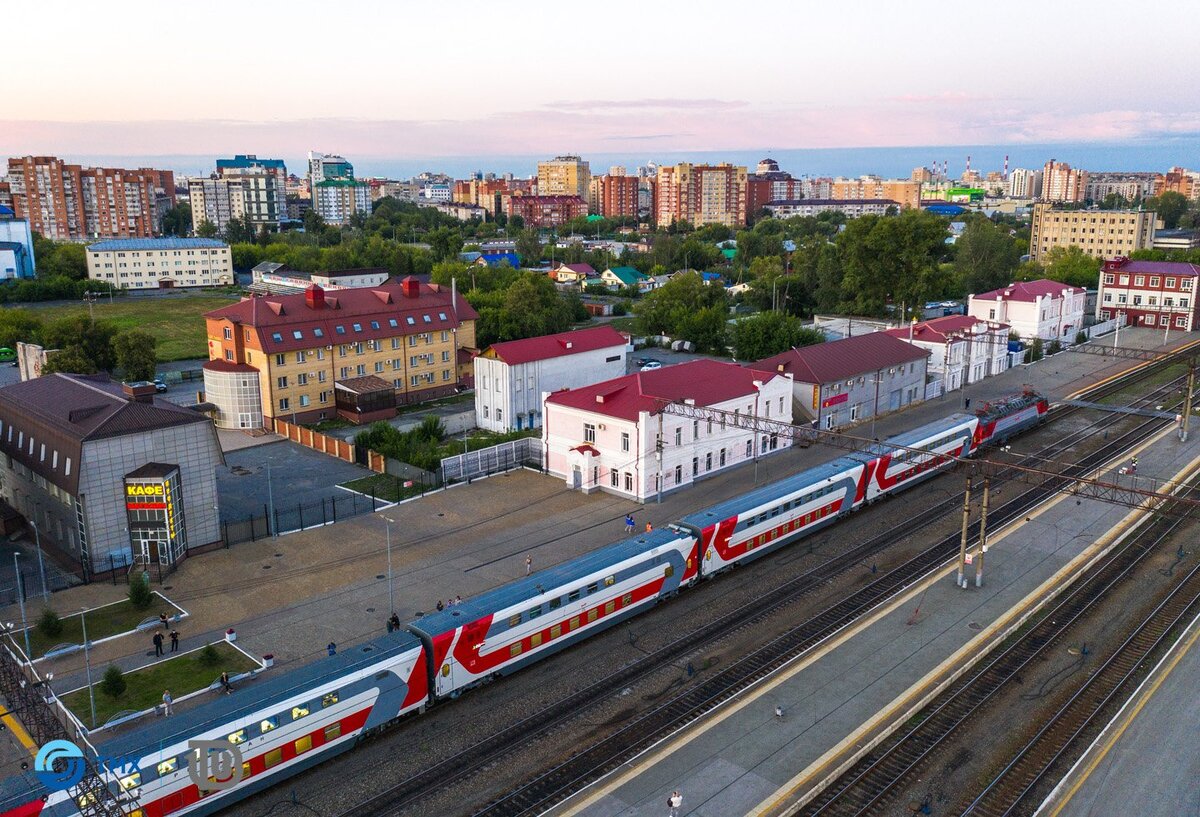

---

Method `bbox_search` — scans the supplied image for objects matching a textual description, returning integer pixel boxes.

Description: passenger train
[0,392,1048,817]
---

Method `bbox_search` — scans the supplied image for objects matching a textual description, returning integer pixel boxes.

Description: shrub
[1027,337,1045,362]
[611,301,627,317]
[1075,330,1088,345]
[1047,339,1062,355]
[128,579,153,610]
[100,665,126,699]
[198,644,221,667]
[37,608,63,639]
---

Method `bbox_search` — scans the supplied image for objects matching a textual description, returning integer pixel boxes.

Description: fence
[221,489,390,547]
[271,418,387,474]
[440,437,542,483]
[924,378,944,400]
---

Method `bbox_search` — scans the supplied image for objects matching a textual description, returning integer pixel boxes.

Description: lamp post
[29,519,49,603]
[266,459,277,538]
[382,516,395,616]
[12,555,30,661]
[81,608,96,730]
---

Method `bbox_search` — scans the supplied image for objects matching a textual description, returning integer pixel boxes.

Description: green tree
[41,345,98,375]
[634,272,727,337]
[41,316,117,370]
[1146,191,1189,230]
[302,209,326,235]
[836,210,950,316]
[514,229,542,266]
[195,219,219,238]
[42,243,88,280]
[677,305,730,354]
[1098,192,1129,210]
[199,643,221,667]
[37,608,63,639]
[1040,245,1100,288]
[0,310,43,349]
[425,227,463,261]
[127,578,153,609]
[160,203,193,237]
[731,312,825,361]
[496,275,574,341]
[100,665,127,699]
[955,218,1022,295]
[224,216,255,244]
[113,330,158,381]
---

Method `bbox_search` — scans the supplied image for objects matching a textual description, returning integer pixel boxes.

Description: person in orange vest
[645,522,653,533]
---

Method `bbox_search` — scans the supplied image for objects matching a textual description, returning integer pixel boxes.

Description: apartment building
[1007,168,1043,199]
[86,238,233,289]
[654,163,749,228]
[1042,160,1087,203]
[1155,167,1200,201]
[1097,257,1200,331]
[189,155,287,232]
[830,176,922,210]
[202,278,478,427]
[1084,172,1157,203]
[4,156,174,240]
[537,155,591,198]
[883,316,1009,393]
[764,199,899,219]
[1029,203,1156,261]
[313,179,372,226]
[504,194,587,228]
[746,158,806,215]
[587,173,640,219]
[453,178,510,215]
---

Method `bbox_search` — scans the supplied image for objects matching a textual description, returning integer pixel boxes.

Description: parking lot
[626,345,725,374]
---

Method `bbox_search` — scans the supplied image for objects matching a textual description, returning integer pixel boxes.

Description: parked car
[153,377,168,393]
[636,357,654,366]
[639,360,663,371]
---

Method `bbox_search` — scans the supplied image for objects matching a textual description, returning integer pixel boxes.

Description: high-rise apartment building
[4,156,174,241]
[308,152,354,187]
[1029,203,1156,261]
[1007,168,1043,199]
[453,178,510,215]
[306,151,371,225]
[504,194,588,228]
[1041,160,1087,203]
[189,155,289,233]
[587,171,640,219]
[654,163,748,228]
[1156,167,1199,201]
[745,158,806,216]
[1084,172,1157,203]
[537,155,591,199]
[830,176,922,210]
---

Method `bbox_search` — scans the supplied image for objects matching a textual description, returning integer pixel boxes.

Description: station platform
[553,422,1200,816]
[1037,608,1200,817]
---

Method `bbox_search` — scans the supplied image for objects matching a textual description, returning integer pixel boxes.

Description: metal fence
[220,489,391,548]
[440,437,541,483]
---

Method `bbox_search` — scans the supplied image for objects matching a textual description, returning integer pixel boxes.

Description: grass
[19,292,240,361]
[607,316,638,333]
[340,473,431,502]
[395,390,476,415]
[306,417,354,433]
[24,598,170,660]
[61,641,257,727]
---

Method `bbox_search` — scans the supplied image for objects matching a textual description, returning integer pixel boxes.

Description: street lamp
[381,516,395,616]
[80,608,96,730]
[11,554,30,661]
[265,459,277,538]
[29,518,49,603]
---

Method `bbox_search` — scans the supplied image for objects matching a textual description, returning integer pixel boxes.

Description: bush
[100,665,126,699]
[611,301,628,317]
[37,608,63,639]
[1075,330,1087,345]
[128,579,153,610]
[1047,339,1062,355]
[199,644,221,667]
[1027,337,1045,362]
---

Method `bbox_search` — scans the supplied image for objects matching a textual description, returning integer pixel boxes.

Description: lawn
[25,596,175,660]
[19,292,241,361]
[340,473,432,502]
[61,641,258,727]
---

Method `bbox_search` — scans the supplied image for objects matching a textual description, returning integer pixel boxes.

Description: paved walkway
[554,419,1200,816]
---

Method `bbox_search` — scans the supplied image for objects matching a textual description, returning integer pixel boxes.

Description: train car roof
[881,412,976,449]
[0,772,46,812]
[681,454,869,527]
[410,527,689,638]
[95,630,423,761]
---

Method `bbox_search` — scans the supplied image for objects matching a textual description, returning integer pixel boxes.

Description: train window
[549,597,561,610]
[508,613,521,627]
[292,705,310,720]
[587,582,599,594]
[550,624,561,639]
[622,593,632,606]
[604,575,615,586]
[129,811,145,817]
[569,616,580,630]
[259,717,278,734]
[441,663,450,677]
[76,792,97,809]
[604,601,615,615]
[322,692,339,708]
[227,728,247,745]
[295,736,313,755]
[664,565,674,578]
[587,609,598,623]
[528,606,543,619]
[771,507,780,517]
[531,633,543,647]
[242,762,251,780]
[264,749,282,769]
[119,772,140,790]
[324,723,341,741]
[568,590,581,602]
[157,758,178,776]
[510,643,522,657]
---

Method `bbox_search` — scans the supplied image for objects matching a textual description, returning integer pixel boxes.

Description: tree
[195,219,219,238]
[425,227,463,261]
[41,243,87,280]
[113,330,158,381]
[127,577,153,609]
[41,345,98,375]
[302,209,326,235]
[0,310,43,349]
[1146,191,1189,230]
[1040,245,1101,288]
[37,608,63,639]
[514,229,542,266]
[731,312,825,361]
[40,316,117,371]
[100,665,127,699]
[954,218,1022,295]
[223,216,255,244]
[160,203,193,237]
[634,272,727,337]
[835,210,950,316]
[495,275,574,341]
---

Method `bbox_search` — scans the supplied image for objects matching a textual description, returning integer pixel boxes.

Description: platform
[554,420,1200,816]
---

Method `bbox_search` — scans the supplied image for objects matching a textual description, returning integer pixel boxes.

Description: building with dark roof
[474,326,629,433]
[883,316,1010,393]
[0,375,222,579]
[755,333,930,429]
[1096,257,1200,332]
[542,359,793,501]
[203,278,479,427]
[249,263,391,294]
[764,199,900,219]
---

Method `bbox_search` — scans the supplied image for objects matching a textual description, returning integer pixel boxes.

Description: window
[279,398,290,411]
[389,318,398,328]
[259,717,278,734]
[528,605,543,619]
[675,464,682,483]
[324,723,341,740]
[746,440,753,458]
[509,644,522,658]
[706,452,712,471]
[1103,274,1115,285]
[295,735,313,754]
[621,432,629,452]
[692,457,699,476]
[1167,278,1177,288]
[119,773,140,791]
[264,749,282,769]
[675,427,681,445]
[227,728,247,744]
[275,353,286,366]
[370,320,380,330]
[496,409,503,422]
[223,327,232,340]
[610,470,619,487]
[352,323,362,332]
[1149,276,1160,287]
[335,325,346,335]
[624,472,633,491]
[272,333,283,343]
[277,376,288,389]
[584,424,596,443]
[292,705,310,720]
[314,327,324,338]
[322,691,339,708]
[157,758,178,776]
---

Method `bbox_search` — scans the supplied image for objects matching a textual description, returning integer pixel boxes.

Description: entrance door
[571,466,582,489]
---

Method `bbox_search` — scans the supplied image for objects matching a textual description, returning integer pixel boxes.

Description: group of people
[624,514,652,534]
[152,612,180,657]
[434,595,464,612]
[160,674,234,717]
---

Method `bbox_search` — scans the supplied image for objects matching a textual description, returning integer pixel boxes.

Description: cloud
[544,98,748,113]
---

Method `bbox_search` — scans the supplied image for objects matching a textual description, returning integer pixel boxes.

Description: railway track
[797,482,1198,817]
[329,369,1187,816]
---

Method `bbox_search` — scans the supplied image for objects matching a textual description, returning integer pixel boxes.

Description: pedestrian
[525,556,532,576]
[389,613,400,631]
[624,514,634,533]
[152,631,164,658]
[169,629,179,653]
[162,689,173,716]
[774,705,784,719]
[436,599,445,612]
[1130,456,1138,475]
[667,790,682,817]
[646,522,653,533]
[327,642,337,656]
[386,617,395,633]
[454,595,462,606]
[159,612,169,630]
[220,671,233,695]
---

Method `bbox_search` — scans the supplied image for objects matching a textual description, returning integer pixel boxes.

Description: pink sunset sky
[4,0,1198,161]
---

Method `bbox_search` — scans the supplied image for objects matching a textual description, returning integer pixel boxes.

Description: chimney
[122,382,157,404]
[401,276,420,299]
[305,284,325,310]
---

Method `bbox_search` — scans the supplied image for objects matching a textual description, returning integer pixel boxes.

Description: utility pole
[266,459,277,538]
[81,610,96,729]
[655,412,664,504]
[1182,363,1196,443]
[30,521,48,603]
[956,476,972,588]
[975,476,990,587]
[12,555,30,661]
[383,516,395,616]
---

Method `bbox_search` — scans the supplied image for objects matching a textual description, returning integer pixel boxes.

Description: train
[0,391,1048,817]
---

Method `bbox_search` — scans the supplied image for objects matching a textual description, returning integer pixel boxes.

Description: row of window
[277,371,328,389]
[0,422,72,476]
[264,318,449,345]
[1103,293,1189,308]
[1101,311,1188,328]
[102,250,223,257]
[1103,274,1194,290]
[740,483,838,532]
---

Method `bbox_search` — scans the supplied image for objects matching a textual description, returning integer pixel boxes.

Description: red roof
[486,325,628,365]
[1105,258,1200,277]
[556,263,598,276]
[545,359,785,421]
[202,360,258,373]
[204,282,478,355]
[973,279,1082,303]
[755,333,928,385]
[882,315,1008,344]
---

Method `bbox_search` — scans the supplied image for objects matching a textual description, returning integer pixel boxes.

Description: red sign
[821,392,849,409]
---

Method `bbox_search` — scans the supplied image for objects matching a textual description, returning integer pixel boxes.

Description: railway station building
[542,359,793,502]
[967,278,1086,342]
[883,315,1010,393]
[1096,257,1200,332]
[0,374,223,579]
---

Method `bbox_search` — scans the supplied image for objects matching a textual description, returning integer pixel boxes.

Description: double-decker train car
[0,393,1047,817]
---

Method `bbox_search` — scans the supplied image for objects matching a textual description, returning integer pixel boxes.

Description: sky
[4,0,1199,175]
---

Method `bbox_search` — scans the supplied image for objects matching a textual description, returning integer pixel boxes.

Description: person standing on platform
[646,522,653,534]
[625,514,634,533]
[159,612,169,630]
[169,629,179,653]
[525,555,532,575]
[153,631,164,658]
[667,790,682,817]
[162,689,173,716]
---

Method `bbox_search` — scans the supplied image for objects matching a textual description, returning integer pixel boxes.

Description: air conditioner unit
[598,423,607,430]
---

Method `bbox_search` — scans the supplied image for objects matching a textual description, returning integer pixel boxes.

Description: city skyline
[5,0,1198,165]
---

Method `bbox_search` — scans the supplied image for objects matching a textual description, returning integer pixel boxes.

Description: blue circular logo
[34,740,86,791]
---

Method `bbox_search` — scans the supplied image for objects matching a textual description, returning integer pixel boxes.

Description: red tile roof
[202,360,257,373]
[545,359,784,421]
[1105,259,1200,277]
[882,315,1008,344]
[204,281,478,355]
[486,325,628,365]
[556,263,597,276]
[754,333,928,385]
[973,279,1082,303]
